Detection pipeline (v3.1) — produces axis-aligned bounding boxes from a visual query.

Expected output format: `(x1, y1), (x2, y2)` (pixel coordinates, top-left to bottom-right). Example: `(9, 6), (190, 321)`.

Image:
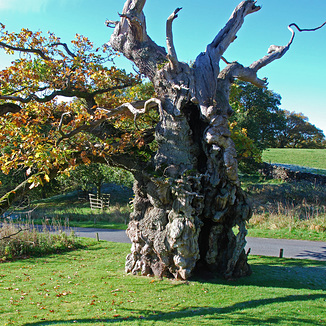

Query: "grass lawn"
(247, 227), (326, 242)
(262, 148), (326, 174)
(1, 240), (325, 325)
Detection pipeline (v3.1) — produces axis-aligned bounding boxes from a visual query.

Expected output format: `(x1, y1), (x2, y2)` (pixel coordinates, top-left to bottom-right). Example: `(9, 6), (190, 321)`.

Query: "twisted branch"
(97, 98), (162, 119)
(0, 83), (134, 105)
(58, 112), (71, 136)
(51, 42), (76, 58)
(166, 8), (182, 71)
(225, 20), (326, 87)
(289, 21), (326, 33)
(209, 0), (261, 57)
(56, 98), (162, 144)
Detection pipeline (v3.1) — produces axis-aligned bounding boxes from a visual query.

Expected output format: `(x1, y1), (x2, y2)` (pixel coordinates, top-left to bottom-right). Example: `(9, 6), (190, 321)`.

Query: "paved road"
(70, 227), (326, 261)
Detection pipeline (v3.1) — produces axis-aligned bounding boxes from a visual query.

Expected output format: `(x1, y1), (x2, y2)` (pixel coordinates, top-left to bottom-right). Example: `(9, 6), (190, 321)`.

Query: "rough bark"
(109, 0), (297, 279)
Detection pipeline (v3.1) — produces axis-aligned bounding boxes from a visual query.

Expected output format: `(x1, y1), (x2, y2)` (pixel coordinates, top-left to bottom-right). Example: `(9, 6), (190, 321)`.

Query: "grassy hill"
(262, 148), (326, 174)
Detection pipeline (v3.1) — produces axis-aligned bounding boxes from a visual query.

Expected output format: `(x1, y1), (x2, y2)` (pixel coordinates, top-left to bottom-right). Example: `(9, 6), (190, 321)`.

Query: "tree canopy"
(229, 81), (326, 170)
(0, 26), (159, 212)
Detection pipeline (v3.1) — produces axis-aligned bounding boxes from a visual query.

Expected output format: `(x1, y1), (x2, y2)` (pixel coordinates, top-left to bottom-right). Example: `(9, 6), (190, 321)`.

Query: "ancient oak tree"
(108, 0), (325, 279)
(1, 1), (324, 279)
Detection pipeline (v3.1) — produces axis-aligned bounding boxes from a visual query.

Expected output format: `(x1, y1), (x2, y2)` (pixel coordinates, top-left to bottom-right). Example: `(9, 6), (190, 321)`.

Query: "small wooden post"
(279, 249), (284, 258)
(96, 233), (99, 242)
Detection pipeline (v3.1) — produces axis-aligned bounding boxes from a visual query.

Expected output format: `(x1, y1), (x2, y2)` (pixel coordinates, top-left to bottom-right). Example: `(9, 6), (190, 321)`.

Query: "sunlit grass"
(262, 148), (326, 173)
(0, 241), (325, 325)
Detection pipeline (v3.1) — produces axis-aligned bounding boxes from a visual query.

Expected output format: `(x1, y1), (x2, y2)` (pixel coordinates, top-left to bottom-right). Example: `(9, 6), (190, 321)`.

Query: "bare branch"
(110, 0), (167, 79)
(221, 56), (231, 65)
(220, 62), (267, 88)
(58, 112), (71, 136)
(51, 42), (76, 58)
(166, 8), (182, 71)
(118, 0), (147, 43)
(129, 0), (146, 14)
(249, 20), (326, 74)
(0, 41), (52, 60)
(289, 21), (326, 32)
(209, 0), (261, 57)
(221, 19), (326, 89)
(0, 83), (134, 105)
(98, 97), (162, 119)
(105, 20), (119, 28)
(194, 1), (261, 108)
(56, 98), (162, 145)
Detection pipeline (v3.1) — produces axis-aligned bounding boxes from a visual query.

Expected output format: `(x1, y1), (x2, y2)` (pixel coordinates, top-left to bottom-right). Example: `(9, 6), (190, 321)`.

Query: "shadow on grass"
(23, 293), (326, 325)
(187, 255), (326, 292)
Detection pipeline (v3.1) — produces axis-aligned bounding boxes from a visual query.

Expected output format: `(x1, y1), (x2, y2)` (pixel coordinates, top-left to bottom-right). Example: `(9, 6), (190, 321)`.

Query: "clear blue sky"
(1, 0), (325, 134)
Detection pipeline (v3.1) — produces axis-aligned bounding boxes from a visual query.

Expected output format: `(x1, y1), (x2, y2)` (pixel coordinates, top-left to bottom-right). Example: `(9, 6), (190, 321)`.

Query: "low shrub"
(0, 218), (81, 261)
(243, 176), (326, 240)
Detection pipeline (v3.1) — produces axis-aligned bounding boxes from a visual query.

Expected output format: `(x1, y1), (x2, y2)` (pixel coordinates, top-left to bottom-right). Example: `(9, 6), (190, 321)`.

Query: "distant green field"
(262, 148), (326, 172)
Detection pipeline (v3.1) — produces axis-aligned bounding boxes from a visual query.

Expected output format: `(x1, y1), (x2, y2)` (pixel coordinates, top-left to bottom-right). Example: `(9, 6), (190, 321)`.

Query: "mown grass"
(0, 241), (325, 325)
(262, 148), (326, 174)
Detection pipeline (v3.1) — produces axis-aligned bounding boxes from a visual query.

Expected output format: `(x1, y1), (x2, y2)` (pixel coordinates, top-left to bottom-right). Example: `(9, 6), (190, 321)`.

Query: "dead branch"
(110, 0), (167, 79)
(220, 61), (268, 88)
(209, 0), (261, 58)
(249, 20), (326, 75)
(58, 112), (71, 136)
(289, 21), (326, 33)
(221, 56), (231, 65)
(98, 97), (162, 122)
(105, 20), (119, 28)
(166, 8), (182, 71)
(56, 98), (162, 144)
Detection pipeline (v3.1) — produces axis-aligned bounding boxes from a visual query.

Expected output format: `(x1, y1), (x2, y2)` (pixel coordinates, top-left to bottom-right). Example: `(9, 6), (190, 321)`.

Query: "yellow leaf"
(44, 174), (50, 182)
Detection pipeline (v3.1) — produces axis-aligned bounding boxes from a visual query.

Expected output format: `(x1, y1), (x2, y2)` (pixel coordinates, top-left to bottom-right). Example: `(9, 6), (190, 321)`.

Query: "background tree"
(275, 111), (326, 148)
(58, 163), (134, 195)
(229, 80), (286, 150)
(0, 1), (324, 280)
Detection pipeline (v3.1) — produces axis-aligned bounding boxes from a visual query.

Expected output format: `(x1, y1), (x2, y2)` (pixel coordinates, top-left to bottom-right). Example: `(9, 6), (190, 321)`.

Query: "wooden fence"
(89, 194), (111, 211)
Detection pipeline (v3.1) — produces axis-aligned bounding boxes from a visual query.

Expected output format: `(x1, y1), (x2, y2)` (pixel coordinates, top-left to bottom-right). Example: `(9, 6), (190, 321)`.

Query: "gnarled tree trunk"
(108, 0), (297, 279)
